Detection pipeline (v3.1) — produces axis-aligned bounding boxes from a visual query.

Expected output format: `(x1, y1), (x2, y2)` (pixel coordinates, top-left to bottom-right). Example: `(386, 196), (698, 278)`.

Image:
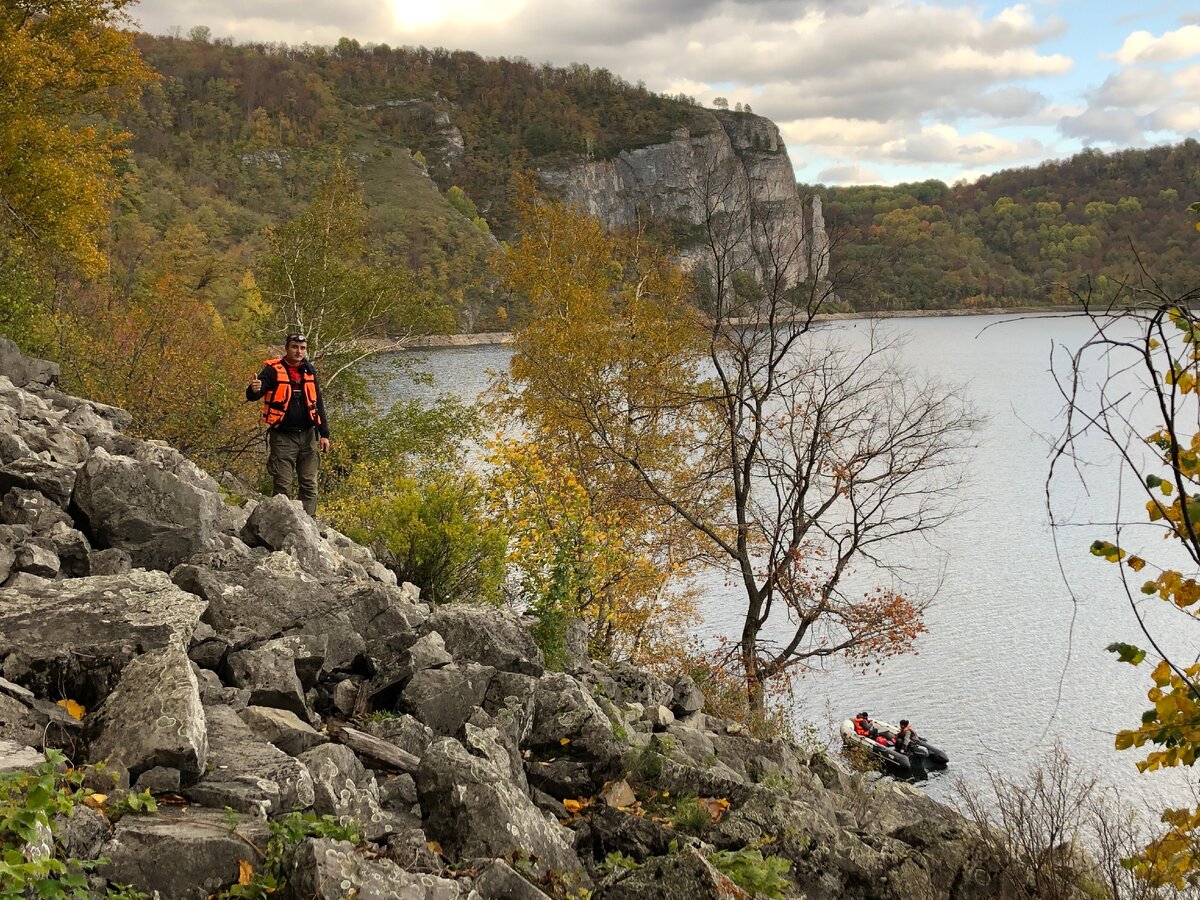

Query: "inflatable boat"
(840, 716), (950, 774)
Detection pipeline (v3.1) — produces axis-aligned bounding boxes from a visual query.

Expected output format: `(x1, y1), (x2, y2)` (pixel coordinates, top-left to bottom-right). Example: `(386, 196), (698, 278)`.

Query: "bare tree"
(505, 150), (979, 710)
(955, 744), (1186, 900)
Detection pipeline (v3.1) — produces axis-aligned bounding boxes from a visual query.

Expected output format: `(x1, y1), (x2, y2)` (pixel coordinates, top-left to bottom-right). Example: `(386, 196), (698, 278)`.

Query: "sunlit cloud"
(1113, 24), (1200, 64)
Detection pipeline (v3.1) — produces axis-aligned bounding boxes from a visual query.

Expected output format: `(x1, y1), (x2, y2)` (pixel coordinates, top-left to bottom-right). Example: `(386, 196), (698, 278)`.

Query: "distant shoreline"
(405, 305), (1076, 349)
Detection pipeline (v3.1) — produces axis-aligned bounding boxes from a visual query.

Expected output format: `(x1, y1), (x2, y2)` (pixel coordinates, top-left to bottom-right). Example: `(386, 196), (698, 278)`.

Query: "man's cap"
(285, 333), (307, 344)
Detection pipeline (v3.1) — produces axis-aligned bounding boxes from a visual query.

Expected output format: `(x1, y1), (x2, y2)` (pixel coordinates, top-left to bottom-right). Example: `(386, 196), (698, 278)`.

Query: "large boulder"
(73, 446), (227, 570)
(242, 494), (344, 577)
(524, 673), (625, 797)
(424, 605), (544, 676)
(297, 743), (390, 840)
(187, 704), (315, 816)
(0, 457), (79, 507)
(223, 647), (309, 718)
(417, 735), (582, 877)
(0, 337), (58, 388)
(239, 706), (326, 756)
(0, 570), (206, 705)
(593, 849), (747, 900)
(400, 663), (495, 735)
(282, 838), (478, 900)
(1, 486), (71, 530)
(88, 645), (207, 783)
(172, 555), (425, 671)
(100, 808), (268, 900)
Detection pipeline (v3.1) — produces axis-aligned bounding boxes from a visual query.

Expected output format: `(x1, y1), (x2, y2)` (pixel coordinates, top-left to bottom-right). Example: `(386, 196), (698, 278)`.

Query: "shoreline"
(406, 305), (1076, 349)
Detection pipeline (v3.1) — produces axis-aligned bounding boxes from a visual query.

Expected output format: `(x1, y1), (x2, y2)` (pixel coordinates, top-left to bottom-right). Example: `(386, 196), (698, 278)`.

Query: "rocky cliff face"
(0, 336), (1057, 899)
(539, 110), (819, 286)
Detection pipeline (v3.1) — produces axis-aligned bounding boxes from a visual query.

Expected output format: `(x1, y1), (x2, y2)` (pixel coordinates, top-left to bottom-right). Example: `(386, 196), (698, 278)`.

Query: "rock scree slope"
(0, 335), (1045, 898)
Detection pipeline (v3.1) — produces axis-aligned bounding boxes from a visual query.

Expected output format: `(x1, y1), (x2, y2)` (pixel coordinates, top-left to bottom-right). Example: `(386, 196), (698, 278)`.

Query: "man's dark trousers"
(267, 428), (319, 516)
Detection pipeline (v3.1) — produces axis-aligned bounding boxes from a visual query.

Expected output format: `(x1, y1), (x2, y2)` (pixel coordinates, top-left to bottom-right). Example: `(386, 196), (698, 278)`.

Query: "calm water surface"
(391, 315), (1198, 810)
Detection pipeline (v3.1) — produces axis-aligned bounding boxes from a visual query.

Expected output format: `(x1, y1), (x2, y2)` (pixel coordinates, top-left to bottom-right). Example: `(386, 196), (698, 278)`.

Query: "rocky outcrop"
(0, 339), (1045, 899)
(539, 109), (816, 286)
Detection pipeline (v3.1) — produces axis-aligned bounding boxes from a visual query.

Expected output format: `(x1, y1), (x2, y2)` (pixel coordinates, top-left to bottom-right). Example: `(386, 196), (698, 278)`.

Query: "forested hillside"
(820, 142), (1200, 310)
(112, 32), (706, 330)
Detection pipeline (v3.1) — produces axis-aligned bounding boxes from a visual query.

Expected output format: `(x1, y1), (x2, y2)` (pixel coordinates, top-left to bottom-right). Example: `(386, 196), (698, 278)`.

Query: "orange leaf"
(57, 699), (85, 720)
(238, 860), (254, 885)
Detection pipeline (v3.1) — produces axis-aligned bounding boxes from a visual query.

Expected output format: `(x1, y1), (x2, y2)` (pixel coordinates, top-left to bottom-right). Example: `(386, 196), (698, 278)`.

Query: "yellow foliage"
(0, 0), (155, 274)
(486, 437), (696, 664)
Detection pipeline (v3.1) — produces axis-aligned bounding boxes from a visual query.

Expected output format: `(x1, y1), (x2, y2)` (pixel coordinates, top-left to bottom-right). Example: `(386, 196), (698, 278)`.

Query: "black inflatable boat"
(840, 716), (950, 774)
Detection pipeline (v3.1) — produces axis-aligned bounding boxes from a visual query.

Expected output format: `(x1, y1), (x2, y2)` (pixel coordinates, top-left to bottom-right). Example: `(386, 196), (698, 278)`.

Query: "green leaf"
(1107, 642), (1148, 665)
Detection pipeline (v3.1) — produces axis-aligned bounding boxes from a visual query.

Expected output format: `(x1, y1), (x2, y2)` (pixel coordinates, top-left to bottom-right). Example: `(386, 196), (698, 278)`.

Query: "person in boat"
(853, 711), (872, 737)
(895, 719), (916, 753)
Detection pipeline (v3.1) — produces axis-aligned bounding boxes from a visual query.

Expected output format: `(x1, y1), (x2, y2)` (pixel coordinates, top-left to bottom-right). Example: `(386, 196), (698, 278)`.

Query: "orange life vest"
(260, 358), (322, 428)
(854, 716), (871, 736)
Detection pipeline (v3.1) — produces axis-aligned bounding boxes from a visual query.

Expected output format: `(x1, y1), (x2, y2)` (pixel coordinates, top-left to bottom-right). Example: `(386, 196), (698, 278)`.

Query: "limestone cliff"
(539, 109), (820, 285)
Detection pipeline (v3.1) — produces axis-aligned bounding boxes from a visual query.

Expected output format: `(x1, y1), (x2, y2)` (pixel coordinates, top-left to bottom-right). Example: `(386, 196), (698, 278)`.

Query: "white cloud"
(1113, 24), (1200, 64)
(1058, 107), (1147, 144)
(814, 163), (884, 185)
(880, 123), (1048, 164)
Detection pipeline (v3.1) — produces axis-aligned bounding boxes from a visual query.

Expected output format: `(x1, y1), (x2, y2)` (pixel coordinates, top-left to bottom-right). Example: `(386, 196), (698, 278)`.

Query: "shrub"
(326, 466), (507, 605)
(707, 847), (792, 900)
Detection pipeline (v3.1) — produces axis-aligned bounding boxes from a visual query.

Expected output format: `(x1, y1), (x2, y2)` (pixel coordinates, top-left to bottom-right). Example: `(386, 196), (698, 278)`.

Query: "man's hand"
(249, 375), (262, 392)
(319, 437), (331, 453)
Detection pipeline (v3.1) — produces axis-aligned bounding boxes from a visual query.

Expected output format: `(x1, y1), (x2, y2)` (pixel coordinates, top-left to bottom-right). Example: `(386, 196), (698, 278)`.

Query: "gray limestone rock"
(14, 539), (59, 577)
(172, 558), (424, 672)
(257, 634), (327, 689)
(527, 673), (624, 770)
(100, 808), (268, 900)
(297, 743), (390, 840)
(539, 110), (809, 288)
(89, 645), (208, 783)
(73, 445), (227, 570)
(473, 860), (553, 900)
(593, 849), (743, 900)
(669, 674), (705, 717)
(87, 547), (131, 575)
(239, 705), (327, 757)
(0, 569), (205, 705)
(425, 604), (544, 676)
(0, 457), (78, 507)
(133, 766), (181, 793)
(282, 837), (479, 900)
(645, 704), (675, 730)
(224, 647), (308, 718)
(189, 704), (315, 815)
(0, 338), (57, 388)
(0, 543), (13, 582)
(1, 486), (71, 530)
(0, 739), (44, 772)
(3, 571), (48, 590)
(371, 630), (452, 700)
(0, 692), (39, 747)
(418, 736), (582, 877)
(401, 663), (495, 736)
(41, 522), (90, 576)
(365, 713), (434, 759)
(54, 804), (109, 862)
(333, 678), (362, 716)
(242, 494), (344, 576)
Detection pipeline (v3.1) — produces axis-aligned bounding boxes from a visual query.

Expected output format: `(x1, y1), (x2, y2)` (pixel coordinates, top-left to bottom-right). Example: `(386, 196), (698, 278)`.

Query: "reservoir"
(391, 312), (1197, 812)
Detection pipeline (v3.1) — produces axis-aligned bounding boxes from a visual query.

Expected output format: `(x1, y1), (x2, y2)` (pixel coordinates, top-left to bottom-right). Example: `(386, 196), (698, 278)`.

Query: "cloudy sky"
(134, 0), (1200, 186)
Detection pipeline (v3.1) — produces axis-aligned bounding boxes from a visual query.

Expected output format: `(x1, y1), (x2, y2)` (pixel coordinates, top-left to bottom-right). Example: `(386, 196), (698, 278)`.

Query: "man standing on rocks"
(246, 333), (330, 516)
